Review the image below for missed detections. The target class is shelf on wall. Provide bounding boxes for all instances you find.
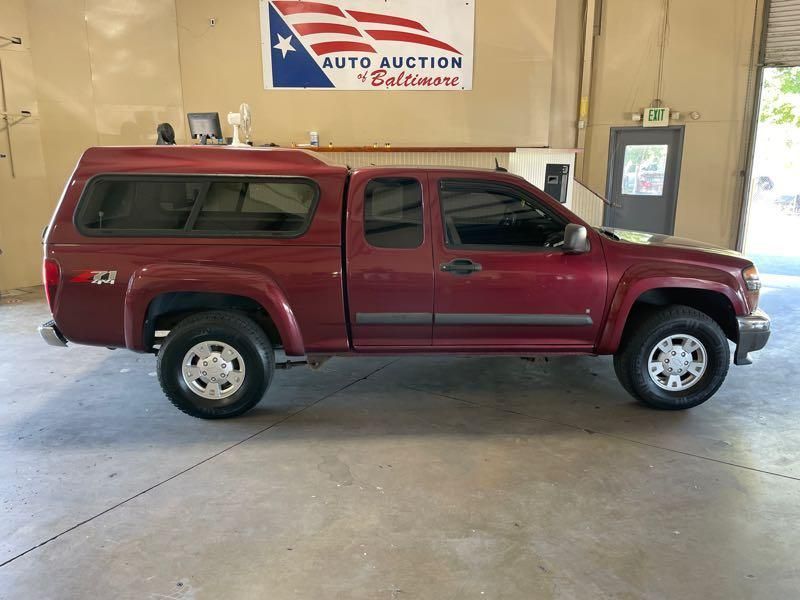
[301,146,522,153]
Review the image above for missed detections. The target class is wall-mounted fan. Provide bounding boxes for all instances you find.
[227,102,252,147]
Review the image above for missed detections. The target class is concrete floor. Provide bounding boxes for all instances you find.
[1,266,799,599]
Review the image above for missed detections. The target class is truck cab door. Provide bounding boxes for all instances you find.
[346,170,433,347]
[431,176,607,350]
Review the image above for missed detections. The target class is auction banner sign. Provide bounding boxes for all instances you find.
[259,0,475,90]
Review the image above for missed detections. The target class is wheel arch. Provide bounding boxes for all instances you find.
[143,292,285,351]
[598,270,746,354]
[123,264,305,355]
[621,287,738,343]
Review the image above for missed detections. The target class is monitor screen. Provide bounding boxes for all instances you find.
[187,112,223,141]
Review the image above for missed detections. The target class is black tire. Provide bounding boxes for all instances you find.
[614,305,730,410]
[157,311,274,419]
[612,354,635,397]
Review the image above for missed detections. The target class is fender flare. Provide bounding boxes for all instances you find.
[123,263,305,355]
[596,263,747,354]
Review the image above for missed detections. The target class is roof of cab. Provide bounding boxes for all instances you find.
[348,164,530,186]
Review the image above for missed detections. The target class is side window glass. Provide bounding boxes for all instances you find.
[193,180,316,233]
[78,177,317,236]
[79,180,200,231]
[243,181,316,218]
[440,184,565,249]
[199,181,241,212]
[364,178,424,249]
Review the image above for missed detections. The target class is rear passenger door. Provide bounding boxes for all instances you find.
[346,171,434,347]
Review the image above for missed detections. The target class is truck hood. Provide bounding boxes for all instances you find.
[598,228,744,258]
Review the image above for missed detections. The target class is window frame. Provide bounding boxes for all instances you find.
[74,173,321,239]
[438,179,569,253]
[362,176,425,250]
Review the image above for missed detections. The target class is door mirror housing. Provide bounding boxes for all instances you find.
[562,224,589,254]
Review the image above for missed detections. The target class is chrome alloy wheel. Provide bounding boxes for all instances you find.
[182,341,246,401]
[647,334,708,391]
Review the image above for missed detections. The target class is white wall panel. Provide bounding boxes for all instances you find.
[509,148,576,209]
[319,152,510,170]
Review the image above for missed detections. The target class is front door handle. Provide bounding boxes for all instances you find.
[440,258,482,275]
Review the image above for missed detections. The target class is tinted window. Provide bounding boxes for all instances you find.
[77,176,318,236]
[194,180,316,233]
[79,180,202,231]
[440,183,565,249]
[364,178,423,249]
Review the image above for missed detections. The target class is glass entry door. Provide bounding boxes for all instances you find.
[604,126,685,234]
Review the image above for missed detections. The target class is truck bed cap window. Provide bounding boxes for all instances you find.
[76,175,319,238]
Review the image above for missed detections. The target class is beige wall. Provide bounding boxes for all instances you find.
[175,0,559,147]
[0,0,49,289]
[26,0,185,194]
[549,0,585,149]
[0,0,185,289]
[582,0,760,248]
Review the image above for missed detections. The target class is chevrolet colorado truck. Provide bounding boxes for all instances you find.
[39,146,770,419]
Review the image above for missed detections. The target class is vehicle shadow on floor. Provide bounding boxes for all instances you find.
[4,351,696,452]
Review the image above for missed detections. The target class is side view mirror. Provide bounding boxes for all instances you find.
[562,224,589,254]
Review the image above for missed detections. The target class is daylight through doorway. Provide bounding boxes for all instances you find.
[744,66,800,268]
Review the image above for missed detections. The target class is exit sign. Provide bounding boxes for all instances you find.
[643,107,670,127]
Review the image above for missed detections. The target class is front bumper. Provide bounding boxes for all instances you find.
[734,308,770,366]
[38,320,68,347]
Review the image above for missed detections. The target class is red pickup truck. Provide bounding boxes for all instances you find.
[39,146,770,419]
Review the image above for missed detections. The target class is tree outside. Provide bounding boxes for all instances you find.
[760,67,800,129]
[745,67,800,258]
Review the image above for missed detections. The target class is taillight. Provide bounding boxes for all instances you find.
[43,258,60,312]
[742,265,761,311]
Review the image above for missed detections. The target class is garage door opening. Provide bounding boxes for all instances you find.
[744,66,800,268]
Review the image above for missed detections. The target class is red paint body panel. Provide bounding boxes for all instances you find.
[48,242,347,355]
[595,239,751,354]
[346,169,434,346]
[43,146,756,358]
[425,169,608,348]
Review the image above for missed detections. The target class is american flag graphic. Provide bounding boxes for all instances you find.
[260,0,474,90]
[272,0,461,56]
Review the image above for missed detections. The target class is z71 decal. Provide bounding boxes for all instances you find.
[71,270,117,285]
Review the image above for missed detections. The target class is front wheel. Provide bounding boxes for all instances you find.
[157,311,275,419]
[613,306,730,410]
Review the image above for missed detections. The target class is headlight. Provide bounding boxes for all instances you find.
[742,265,761,311]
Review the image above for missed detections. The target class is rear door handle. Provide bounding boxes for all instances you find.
[440,258,482,275]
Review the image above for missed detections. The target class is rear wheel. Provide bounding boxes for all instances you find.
[614,305,730,410]
[157,311,274,419]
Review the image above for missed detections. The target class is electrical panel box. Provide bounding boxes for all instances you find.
[544,163,570,204]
